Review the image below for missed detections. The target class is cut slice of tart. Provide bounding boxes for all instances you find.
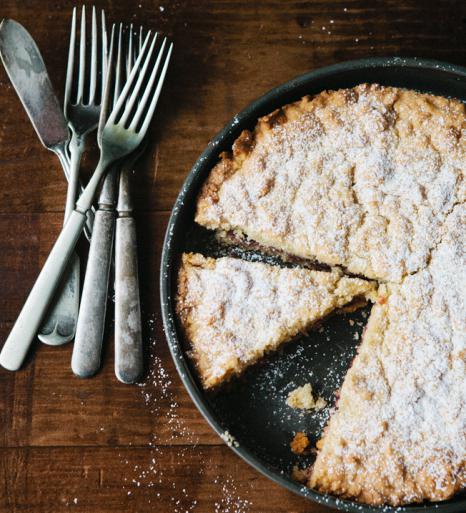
[176,253,376,389]
[195,84,465,283]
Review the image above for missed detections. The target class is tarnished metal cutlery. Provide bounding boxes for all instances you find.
[39,6,108,346]
[0,19,71,183]
[63,6,107,226]
[72,24,124,379]
[73,25,148,383]
[0,19,95,242]
[115,27,147,383]
[0,18,93,347]
[114,144,146,384]
[0,21,172,373]
[114,26,147,384]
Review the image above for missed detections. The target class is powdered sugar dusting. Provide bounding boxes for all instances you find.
[213,477,252,513]
[192,84,465,506]
[196,84,464,283]
[311,203,466,505]
[119,313,253,512]
[178,253,374,388]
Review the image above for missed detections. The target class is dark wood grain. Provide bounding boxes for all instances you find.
[1,1,465,512]
[0,446,334,513]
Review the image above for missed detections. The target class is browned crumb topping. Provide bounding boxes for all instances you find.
[290,432,310,455]
[177,253,375,389]
[190,84,466,507]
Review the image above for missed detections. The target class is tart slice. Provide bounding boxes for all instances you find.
[176,253,376,389]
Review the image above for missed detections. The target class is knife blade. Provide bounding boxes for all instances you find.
[0,19,69,152]
[0,18,93,237]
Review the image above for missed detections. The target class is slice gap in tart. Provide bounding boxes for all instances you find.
[176,252,376,389]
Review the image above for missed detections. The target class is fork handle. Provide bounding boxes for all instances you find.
[37,253,80,345]
[71,208,115,378]
[39,139,82,346]
[114,216,143,384]
[65,131,85,220]
[0,209,87,371]
[54,142,93,239]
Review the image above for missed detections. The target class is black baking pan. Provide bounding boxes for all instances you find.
[160,57,466,513]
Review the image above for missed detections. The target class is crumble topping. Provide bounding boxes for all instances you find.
[309,205,466,506]
[196,84,465,283]
[291,465,309,484]
[290,432,311,455]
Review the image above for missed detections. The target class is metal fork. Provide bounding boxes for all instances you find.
[38,6,107,346]
[72,25,149,380]
[114,26,148,384]
[72,24,125,378]
[0,25,173,371]
[65,6,107,213]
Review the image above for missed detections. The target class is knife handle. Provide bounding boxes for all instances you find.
[71,208,115,378]
[114,215,143,384]
[0,210,87,371]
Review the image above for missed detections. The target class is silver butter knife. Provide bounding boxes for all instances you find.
[0,19,93,237]
[0,19,70,175]
[0,19,91,345]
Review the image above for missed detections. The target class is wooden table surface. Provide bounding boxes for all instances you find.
[1,1,465,512]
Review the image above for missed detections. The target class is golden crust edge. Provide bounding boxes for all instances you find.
[194,82,466,232]
[176,253,216,389]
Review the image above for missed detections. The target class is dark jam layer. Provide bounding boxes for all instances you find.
[219,230,331,271]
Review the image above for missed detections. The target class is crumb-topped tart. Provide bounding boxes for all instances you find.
[176,84,466,506]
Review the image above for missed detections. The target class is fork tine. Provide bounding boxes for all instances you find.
[139,25,143,51]
[138,42,173,136]
[64,7,77,108]
[114,24,124,109]
[133,26,142,67]
[126,24,133,76]
[101,10,107,95]
[89,6,98,104]
[118,33,158,127]
[129,38,167,131]
[76,5,86,103]
[97,24,116,145]
[107,31,151,125]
